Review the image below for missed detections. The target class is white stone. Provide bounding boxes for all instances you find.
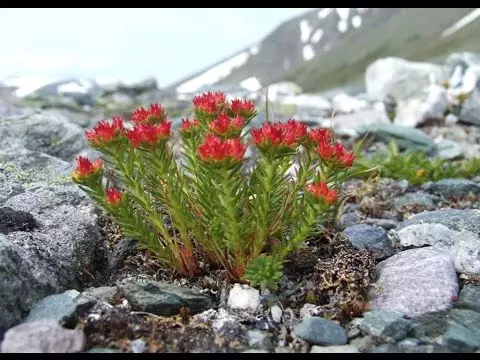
[302,45,315,61]
[270,305,283,323]
[227,283,260,311]
[351,15,362,29]
[396,223,480,275]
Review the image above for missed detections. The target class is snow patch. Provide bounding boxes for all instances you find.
[58,82,89,94]
[442,8,480,37]
[249,44,260,55]
[240,77,262,92]
[311,29,324,43]
[302,45,315,61]
[299,19,313,44]
[336,8,350,20]
[356,8,369,14]
[176,51,250,94]
[323,44,332,52]
[318,8,333,19]
[352,15,362,28]
[3,75,56,97]
[337,20,348,33]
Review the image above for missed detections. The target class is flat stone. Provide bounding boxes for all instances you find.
[120,279,214,316]
[442,309,480,352]
[456,284,480,313]
[369,247,458,317]
[359,310,411,342]
[343,224,394,259]
[293,316,347,346]
[25,289,95,326]
[422,179,480,198]
[0,319,85,353]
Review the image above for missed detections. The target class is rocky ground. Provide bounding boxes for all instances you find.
[1,52,480,353]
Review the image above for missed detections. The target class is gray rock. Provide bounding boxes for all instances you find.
[409,309,450,343]
[456,284,480,313]
[338,212,360,230]
[25,289,95,325]
[357,122,435,151]
[399,209,480,233]
[0,181,101,334]
[120,279,214,316]
[420,85,450,124]
[310,344,359,353]
[436,139,465,160]
[372,344,400,353]
[392,191,440,210]
[247,330,274,351]
[342,224,394,260]
[130,338,147,353]
[0,206,38,234]
[443,309,480,352]
[369,247,458,317]
[365,57,445,127]
[349,335,377,353]
[422,179,480,198]
[445,52,480,81]
[0,319,85,353]
[363,218,398,230]
[395,223,480,274]
[82,286,119,304]
[359,310,411,342]
[459,88,480,126]
[293,316,347,346]
[322,108,391,137]
[107,238,138,271]
[0,109,88,161]
[0,147,73,204]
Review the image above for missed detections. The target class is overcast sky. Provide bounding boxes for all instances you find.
[0,8,312,86]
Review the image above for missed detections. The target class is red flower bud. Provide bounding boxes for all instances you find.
[308,128,332,144]
[306,181,337,204]
[132,104,167,125]
[230,99,256,118]
[197,135,246,163]
[106,187,123,206]
[251,120,306,150]
[209,113,245,136]
[85,117,124,146]
[192,92,226,115]
[72,156,103,181]
[125,122,171,148]
[180,118,200,133]
[316,141,355,168]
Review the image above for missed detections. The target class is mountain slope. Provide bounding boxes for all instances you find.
[168,8,480,95]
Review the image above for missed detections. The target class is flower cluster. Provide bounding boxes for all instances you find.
[252,120,307,151]
[126,122,172,148]
[72,156,103,181]
[85,116,124,147]
[73,91,358,292]
[197,135,246,163]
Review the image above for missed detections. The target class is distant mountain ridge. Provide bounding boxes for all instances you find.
[168,8,480,94]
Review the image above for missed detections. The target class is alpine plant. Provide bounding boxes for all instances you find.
[73,92,356,291]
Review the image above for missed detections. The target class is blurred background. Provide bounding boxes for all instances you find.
[1,8,480,130]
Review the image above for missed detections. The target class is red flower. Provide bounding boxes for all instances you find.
[230,99,256,118]
[316,141,355,168]
[251,122,283,147]
[306,181,338,204]
[209,113,245,136]
[192,92,226,115]
[85,117,124,146]
[126,122,171,148]
[251,120,306,149]
[283,119,308,146]
[180,118,200,132]
[197,135,246,163]
[308,128,332,144]
[73,156,103,180]
[106,188,123,206]
[132,104,166,124]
